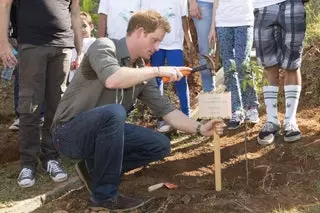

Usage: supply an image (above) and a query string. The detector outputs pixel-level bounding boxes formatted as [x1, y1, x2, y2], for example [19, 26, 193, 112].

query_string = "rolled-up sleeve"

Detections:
[86, 38, 121, 84]
[138, 79, 176, 118]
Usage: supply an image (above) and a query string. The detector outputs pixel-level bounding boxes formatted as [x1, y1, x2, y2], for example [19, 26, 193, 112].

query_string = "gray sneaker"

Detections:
[156, 120, 171, 133]
[283, 123, 302, 143]
[44, 160, 68, 182]
[246, 108, 260, 124]
[228, 111, 245, 130]
[17, 167, 35, 188]
[257, 122, 280, 145]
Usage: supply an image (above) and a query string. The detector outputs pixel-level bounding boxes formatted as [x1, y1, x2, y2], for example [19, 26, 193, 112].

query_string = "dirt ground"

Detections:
[28, 106, 320, 213]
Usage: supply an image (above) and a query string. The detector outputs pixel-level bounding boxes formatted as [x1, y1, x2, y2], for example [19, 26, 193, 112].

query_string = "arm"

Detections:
[71, 0, 82, 55]
[71, 0, 83, 68]
[208, 0, 219, 45]
[87, 39, 190, 89]
[188, 0, 201, 19]
[163, 109, 225, 136]
[98, 14, 108, 38]
[0, 0, 17, 67]
[106, 66, 188, 89]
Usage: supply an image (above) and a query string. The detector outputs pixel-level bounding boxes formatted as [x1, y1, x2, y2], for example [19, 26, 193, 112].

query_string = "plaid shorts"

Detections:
[254, 0, 306, 70]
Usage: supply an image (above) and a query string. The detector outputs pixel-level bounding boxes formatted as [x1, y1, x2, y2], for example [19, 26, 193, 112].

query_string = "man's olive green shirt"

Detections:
[52, 38, 175, 132]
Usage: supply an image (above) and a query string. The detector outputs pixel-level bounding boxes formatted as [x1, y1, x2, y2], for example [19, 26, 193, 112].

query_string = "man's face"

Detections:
[138, 28, 166, 59]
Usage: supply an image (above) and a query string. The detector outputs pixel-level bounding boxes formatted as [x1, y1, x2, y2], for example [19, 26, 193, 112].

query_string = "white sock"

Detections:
[284, 85, 301, 125]
[263, 86, 279, 124]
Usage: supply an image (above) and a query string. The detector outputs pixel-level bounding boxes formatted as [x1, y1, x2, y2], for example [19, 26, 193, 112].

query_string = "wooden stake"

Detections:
[213, 130, 222, 191]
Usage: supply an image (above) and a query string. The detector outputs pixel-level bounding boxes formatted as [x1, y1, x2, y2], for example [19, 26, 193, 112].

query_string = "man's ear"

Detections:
[136, 27, 146, 38]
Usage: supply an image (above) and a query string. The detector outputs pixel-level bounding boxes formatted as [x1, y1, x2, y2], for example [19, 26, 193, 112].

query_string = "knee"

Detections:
[101, 104, 127, 123]
[156, 134, 171, 158]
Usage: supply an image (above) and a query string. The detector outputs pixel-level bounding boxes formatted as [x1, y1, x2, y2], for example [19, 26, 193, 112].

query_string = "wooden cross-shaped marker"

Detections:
[198, 89, 231, 191]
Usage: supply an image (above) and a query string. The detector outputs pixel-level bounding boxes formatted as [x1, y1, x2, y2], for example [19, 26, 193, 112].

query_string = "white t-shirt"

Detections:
[252, 0, 286, 9]
[215, 0, 254, 27]
[98, 0, 141, 39]
[69, 37, 96, 82]
[141, 0, 188, 50]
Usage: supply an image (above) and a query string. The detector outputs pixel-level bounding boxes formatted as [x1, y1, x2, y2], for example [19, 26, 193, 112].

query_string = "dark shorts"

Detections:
[254, 0, 306, 70]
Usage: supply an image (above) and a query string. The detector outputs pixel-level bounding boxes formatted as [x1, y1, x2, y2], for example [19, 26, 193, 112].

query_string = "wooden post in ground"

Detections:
[199, 92, 231, 192]
[213, 131, 221, 191]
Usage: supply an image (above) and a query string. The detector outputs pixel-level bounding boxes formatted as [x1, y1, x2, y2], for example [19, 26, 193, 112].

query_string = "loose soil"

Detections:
[30, 107, 320, 213]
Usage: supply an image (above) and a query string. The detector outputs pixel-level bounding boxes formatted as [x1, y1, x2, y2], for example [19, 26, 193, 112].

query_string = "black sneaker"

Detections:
[44, 160, 68, 182]
[75, 160, 92, 194]
[17, 167, 36, 188]
[90, 194, 145, 211]
[257, 122, 280, 145]
[283, 123, 302, 143]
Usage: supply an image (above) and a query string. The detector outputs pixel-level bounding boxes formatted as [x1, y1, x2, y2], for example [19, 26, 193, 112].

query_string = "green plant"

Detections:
[80, 0, 99, 33]
[241, 60, 265, 94]
[304, 0, 320, 45]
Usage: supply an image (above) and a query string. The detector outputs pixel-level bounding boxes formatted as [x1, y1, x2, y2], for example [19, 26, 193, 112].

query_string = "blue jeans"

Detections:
[192, 1, 215, 92]
[14, 67, 44, 118]
[151, 49, 190, 116]
[53, 104, 170, 201]
[217, 26, 259, 112]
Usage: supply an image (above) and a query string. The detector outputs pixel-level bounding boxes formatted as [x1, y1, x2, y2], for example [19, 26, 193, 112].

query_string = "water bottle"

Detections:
[1, 49, 18, 82]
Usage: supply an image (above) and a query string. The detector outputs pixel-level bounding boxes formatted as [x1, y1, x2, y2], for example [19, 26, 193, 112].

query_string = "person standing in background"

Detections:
[97, 0, 141, 39]
[189, 0, 215, 93]
[7, 0, 45, 131]
[141, 0, 194, 133]
[68, 12, 96, 84]
[0, 0, 82, 188]
[208, 0, 259, 129]
[253, 0, 306, 145]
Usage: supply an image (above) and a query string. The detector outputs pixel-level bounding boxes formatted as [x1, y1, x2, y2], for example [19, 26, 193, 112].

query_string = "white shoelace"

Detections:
[231, 111, 244, 122]
[262, 122, 277, 132]
[284, 123, 299, 132]
[47, 160, 62, 174]
[19, 168, 33, 179]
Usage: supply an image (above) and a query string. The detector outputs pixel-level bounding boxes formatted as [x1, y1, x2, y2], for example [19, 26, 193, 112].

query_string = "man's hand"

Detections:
[200, 120, 226, 136]
[158, 66, 191, 82]
[0, 41, 17, 68]
[189, 0, 201, 19]
[73, 52, 84, 70]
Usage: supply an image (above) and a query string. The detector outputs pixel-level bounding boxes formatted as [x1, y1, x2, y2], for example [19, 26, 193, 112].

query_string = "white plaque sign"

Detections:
[198, 92, 232, 119]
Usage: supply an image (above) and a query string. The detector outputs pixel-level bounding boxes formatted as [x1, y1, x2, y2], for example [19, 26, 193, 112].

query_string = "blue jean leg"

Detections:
[53, 104, 127, 201]
[151, 49, 190, 116]
[234, 26, 259, 109]
[217, 27, 243, 112]
[122, 123, 170, 173]
[192, 1, 215, 92]
[53, 104, 171, 201]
